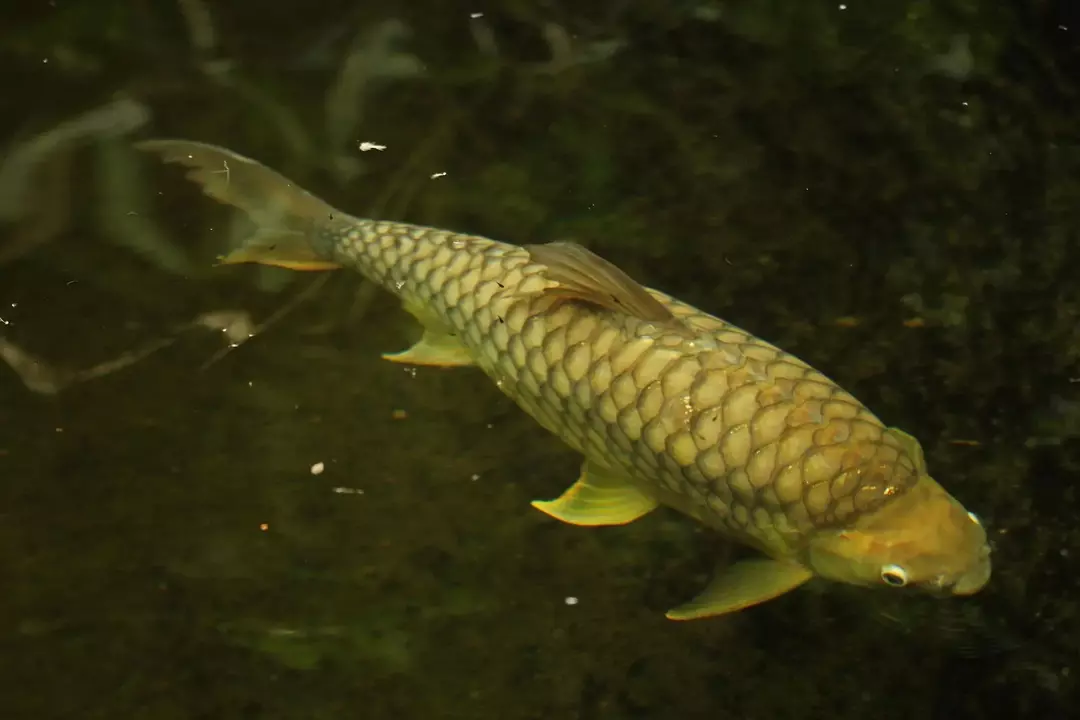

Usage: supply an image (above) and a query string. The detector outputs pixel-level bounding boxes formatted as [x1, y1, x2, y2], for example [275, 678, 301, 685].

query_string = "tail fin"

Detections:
[135, 139, 341, 270]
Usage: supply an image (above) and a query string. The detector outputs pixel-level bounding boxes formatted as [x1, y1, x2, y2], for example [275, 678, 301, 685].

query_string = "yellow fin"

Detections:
[381, 330, 474, 367]
[886, 426, 927, 473]
[665, 558, 814, 620]
[381, 300, 475, 367]
[219, 230, 341, 271]
[531, 460, 659, 526]
[525, 242, 675, 323]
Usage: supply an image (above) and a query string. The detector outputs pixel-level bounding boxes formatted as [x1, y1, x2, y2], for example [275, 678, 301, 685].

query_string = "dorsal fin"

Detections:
[525, 241, 675, 323]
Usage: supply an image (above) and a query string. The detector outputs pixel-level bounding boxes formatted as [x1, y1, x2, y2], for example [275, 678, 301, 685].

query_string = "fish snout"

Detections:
[947, 543, 992, 596]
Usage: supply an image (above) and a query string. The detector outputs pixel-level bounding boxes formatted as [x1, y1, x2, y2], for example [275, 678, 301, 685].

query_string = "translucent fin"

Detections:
[525, 242, 675, 323]
[665, 558, 814, 620]
[219, 229, 341, 271]
[136, 139, 342, 271]
[136, 139, 337, 225]
[381, 299, 474, 367]
[886, 427, 927, 474]
[531, 460, 659, 526]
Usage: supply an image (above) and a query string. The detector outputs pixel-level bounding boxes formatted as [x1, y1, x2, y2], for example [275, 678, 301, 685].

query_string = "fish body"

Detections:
[139, 139, 991, 618]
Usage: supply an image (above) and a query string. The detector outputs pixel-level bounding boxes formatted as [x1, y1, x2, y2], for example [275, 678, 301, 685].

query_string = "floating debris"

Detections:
[310, 462, 325, 475]
[195, 310, 257, 347]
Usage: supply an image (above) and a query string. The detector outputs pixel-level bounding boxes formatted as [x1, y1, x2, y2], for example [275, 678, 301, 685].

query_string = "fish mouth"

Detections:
[949, 545, 992, 596]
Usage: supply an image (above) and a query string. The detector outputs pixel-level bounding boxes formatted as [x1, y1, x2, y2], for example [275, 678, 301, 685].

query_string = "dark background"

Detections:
[1, 1, 1078, 718]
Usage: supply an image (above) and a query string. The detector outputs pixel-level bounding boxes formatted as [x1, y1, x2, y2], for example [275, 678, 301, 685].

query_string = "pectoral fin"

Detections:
[665, 558, 814, 620]
[381, 299, 475, 367]
[531, 460, 659, 526]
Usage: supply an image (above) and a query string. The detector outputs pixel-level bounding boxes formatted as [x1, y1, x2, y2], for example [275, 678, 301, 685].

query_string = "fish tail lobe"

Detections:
[135, 139, 340, 270]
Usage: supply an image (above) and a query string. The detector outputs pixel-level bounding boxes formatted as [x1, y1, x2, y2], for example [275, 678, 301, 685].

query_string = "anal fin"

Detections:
[381, 299, 475, 368]
[665, 558, 814, 620]
[531, 460, 659, 526]
[382, 330, 474, 367]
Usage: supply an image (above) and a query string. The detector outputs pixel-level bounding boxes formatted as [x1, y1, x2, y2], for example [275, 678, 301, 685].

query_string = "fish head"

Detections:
[804, 473, 991, 597]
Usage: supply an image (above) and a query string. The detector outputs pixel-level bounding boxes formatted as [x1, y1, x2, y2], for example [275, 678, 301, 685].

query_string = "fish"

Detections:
[136, 139, 992, 619]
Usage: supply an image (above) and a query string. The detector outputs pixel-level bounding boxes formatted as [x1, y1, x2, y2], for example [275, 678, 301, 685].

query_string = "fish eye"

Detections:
[880, 564, 909, 587]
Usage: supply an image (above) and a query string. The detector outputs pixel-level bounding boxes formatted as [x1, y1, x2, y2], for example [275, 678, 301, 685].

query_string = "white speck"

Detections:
[564, 596, 579, 606]
[359, 141, 386, 152]
[311, 462, 325, 475]
[55, 427, 63, 433]
[332, 486, 365, 495]
[838, 3, 846, 9]
[0, 317, 9, 326]
[486, 423, 493, 429]
[430, 171, 447, 179]
[405, 367, 417, 378]
[470, 473, 480, 481]
[395, 280, 406, 290]
[470, 12, 483, 18]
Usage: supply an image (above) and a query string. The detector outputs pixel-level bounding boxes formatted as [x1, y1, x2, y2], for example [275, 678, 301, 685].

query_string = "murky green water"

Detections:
[2, 2, 1078, 718]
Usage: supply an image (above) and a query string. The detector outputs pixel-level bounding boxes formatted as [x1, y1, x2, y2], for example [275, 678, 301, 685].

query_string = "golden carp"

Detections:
[138, 139, 991, 619]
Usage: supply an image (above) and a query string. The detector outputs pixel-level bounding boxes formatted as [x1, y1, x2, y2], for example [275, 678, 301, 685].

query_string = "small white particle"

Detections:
[470, 473, 480, 481]
[0, 317, 9, 326]
[359, 141, 386, 152]
[564, 596, 578, 605]
[395, 280, 405, 290]
[486, 423, 493, 429]
[311, 462, 325, 475]
[430, 171, 447, 179]
[470, 12, 483, 18]
[332, 486, 365, 495]
[838, 3, 846, 8]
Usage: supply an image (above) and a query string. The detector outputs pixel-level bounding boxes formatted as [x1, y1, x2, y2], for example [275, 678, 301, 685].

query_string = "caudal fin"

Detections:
[135, 139, 341, 270]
